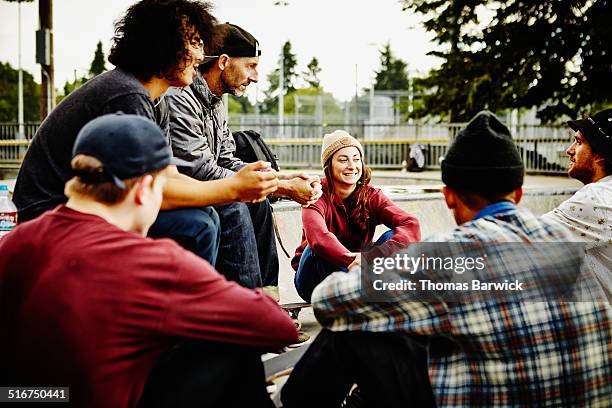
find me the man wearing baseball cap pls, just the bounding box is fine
[543,108,612,298]
[166,23,321,290]
[0,114,298,408]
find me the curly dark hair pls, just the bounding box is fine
[109,0,218,81]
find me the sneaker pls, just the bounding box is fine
[287,331,310,348]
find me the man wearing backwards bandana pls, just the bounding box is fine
[167,23,321,290]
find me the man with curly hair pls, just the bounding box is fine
[13,0,277,265]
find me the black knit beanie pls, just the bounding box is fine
[441,111,524,192]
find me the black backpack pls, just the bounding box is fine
[232,130,292,257]
[233,130,280,172]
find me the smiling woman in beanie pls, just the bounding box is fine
[291,130,421,302]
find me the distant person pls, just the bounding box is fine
[291,130,421,302]
[0,114,297,408]
[13,0,277,266]
[281,112,612,408]
[167,22,321,288]
[543,108,612,298]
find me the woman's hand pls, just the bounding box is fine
[345,252,361,271]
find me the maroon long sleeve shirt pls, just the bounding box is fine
[0,205,298,408]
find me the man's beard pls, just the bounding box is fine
[220,74,245,97]
[569,162,595,184]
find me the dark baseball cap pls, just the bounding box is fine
[72,113,191,189]
[567,108,612,161]
[203,23,261,62]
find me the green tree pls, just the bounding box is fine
[228,95,253,114]
[401,0,612,122]
[260,69,280,114]
[89,41,107,77]
[261,41,299,113]
[284,87,343,117]
[0,61,40,122]
[303,57,322,89]
[374,43,410,91]
[59,40,109,102]
[279,41,298,92]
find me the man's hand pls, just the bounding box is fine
[230,161,279,203]
[280,176,322,206]
[345,252,361,271]
[277,171,316,181]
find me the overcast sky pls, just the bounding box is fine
[0,0,442,102]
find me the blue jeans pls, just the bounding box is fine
[295,230,395,302]
[214,202,262,289]
[148,207,220,266]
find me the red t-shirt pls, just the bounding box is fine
[0,205,297,408]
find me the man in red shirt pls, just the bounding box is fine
[0,113,298,408]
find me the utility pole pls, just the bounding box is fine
[17,0,24,139]
[38,0,55,120]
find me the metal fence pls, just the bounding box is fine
[266,139,449,170]
[0,122,574,174]
[227,122,467,140]
[0,122,39,140]
[0,140,29,168]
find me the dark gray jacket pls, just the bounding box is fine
[167,73,245,180]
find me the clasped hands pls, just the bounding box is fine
[232,161,322,206]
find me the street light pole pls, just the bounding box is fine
[278,53,284,130]
[408,68,414,125]
[354,64,359,136]
[17,0,24,139]
[273,1,289,137]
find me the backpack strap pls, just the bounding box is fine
[271,206,291,258]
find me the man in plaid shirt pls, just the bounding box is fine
[282,111,612,408]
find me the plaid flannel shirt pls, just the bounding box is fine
[312,207,612,407]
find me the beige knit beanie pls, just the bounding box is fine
[321,130,364,167]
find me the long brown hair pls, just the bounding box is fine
[324,156,373,230]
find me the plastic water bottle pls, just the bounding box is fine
[0,184,17,240]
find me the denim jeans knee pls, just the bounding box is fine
[215,203,262,289]
[148,206,220,265]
